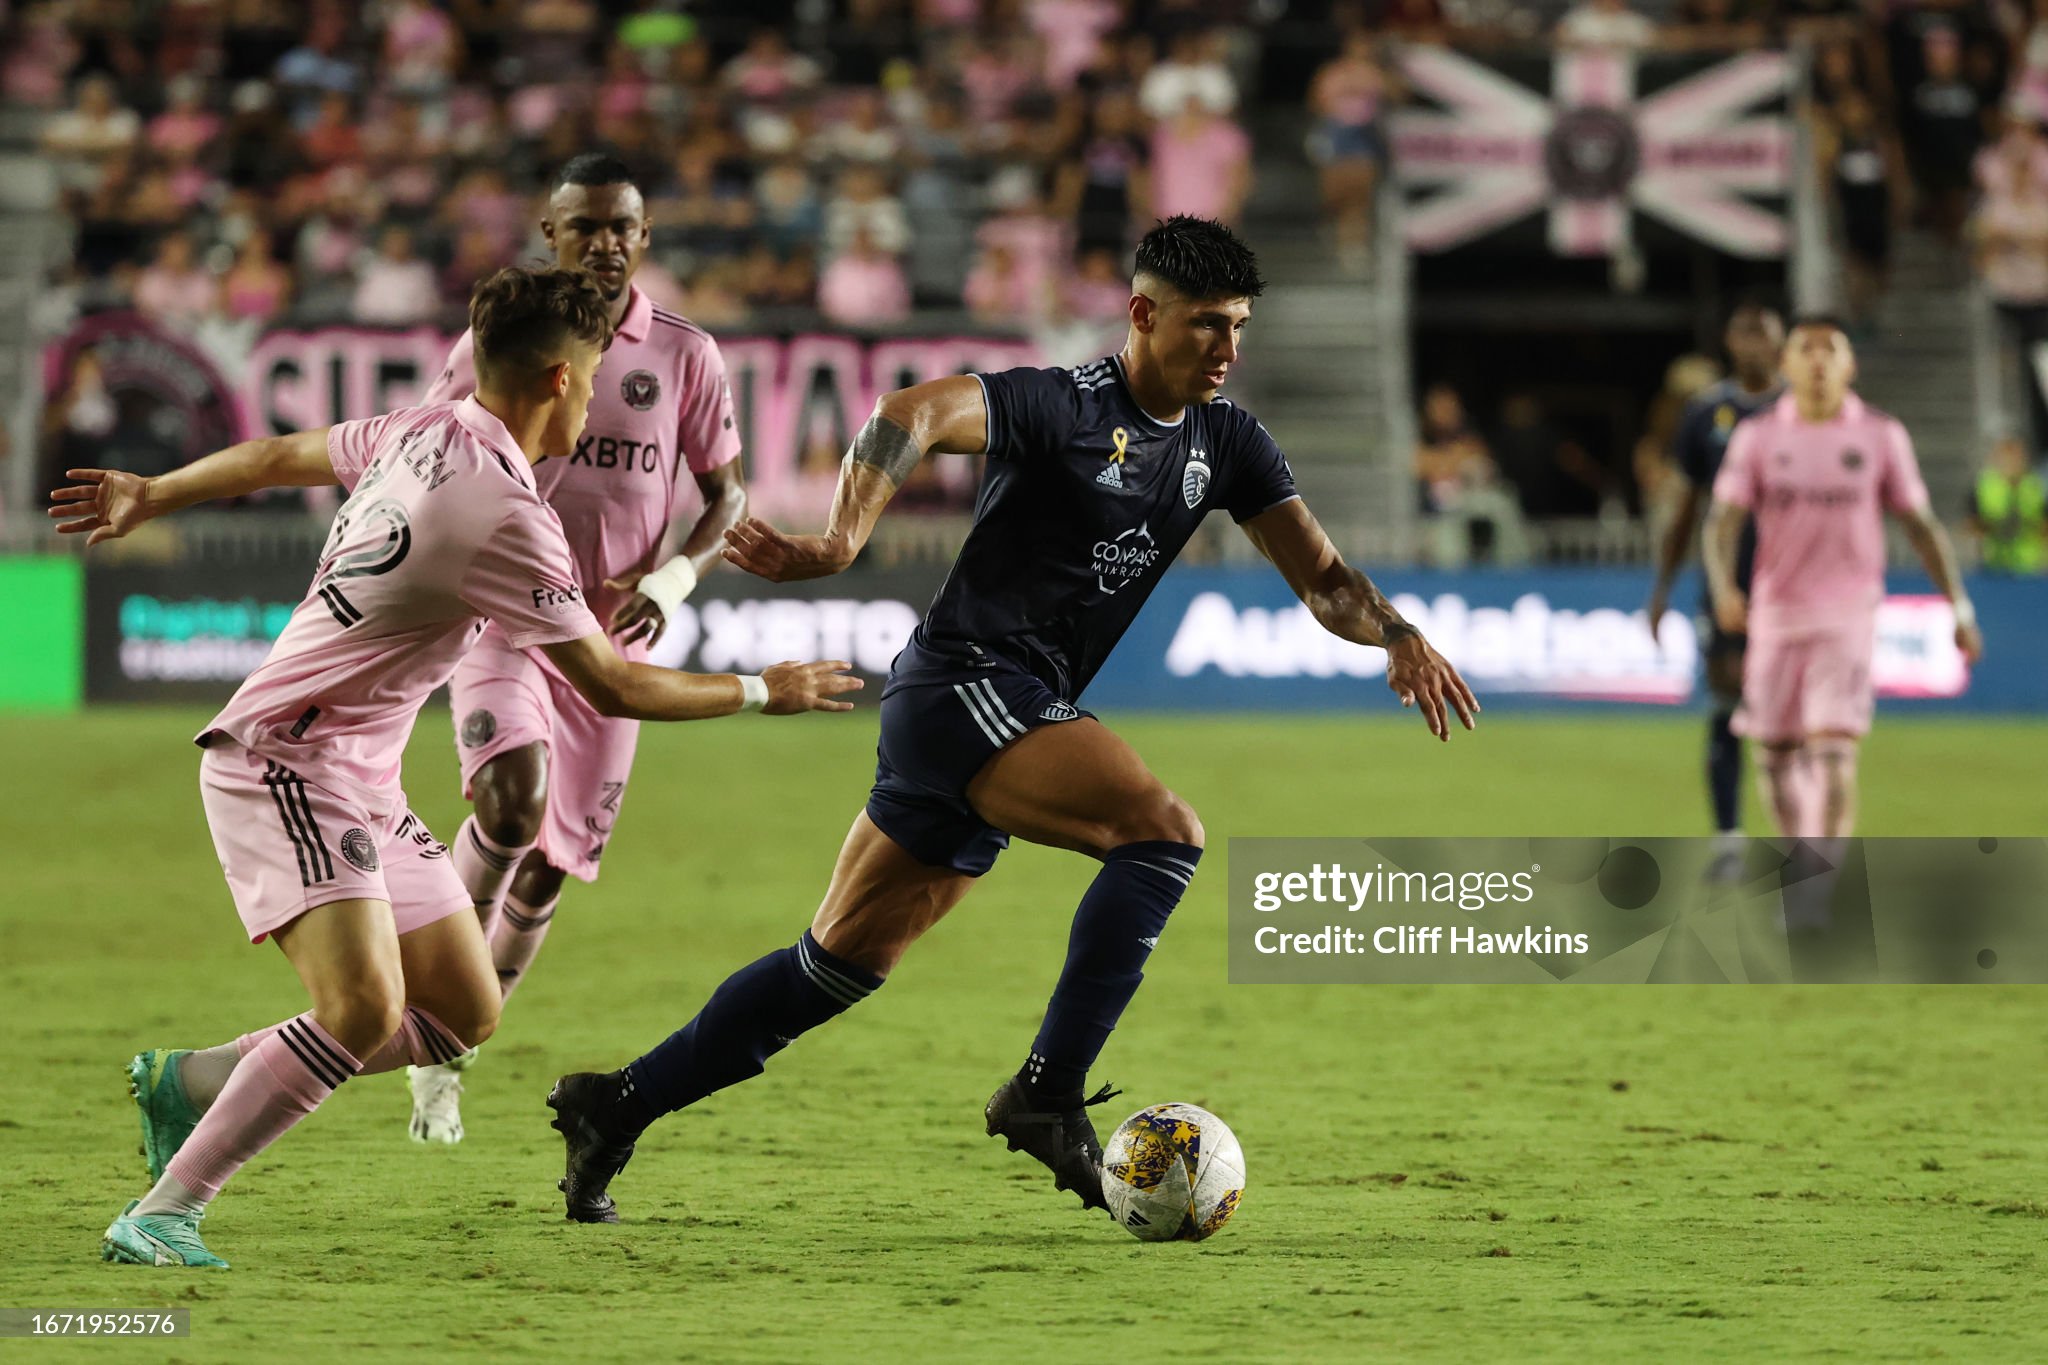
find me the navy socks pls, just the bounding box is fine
[1708,705,1742,832]
[1022,840,1202,1101]
[623,931,882,1122]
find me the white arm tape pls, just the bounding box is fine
[636,556,699,620]
[1953,597,1977,631]
[737,674,770,713]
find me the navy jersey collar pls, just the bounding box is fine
[1108,354,1186,431]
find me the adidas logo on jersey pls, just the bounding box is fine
[1097,424,1131,488]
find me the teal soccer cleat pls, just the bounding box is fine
[127,1049,201,1182]
[100,1200,229,1268]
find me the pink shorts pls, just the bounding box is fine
[448,622,642,882]
[1734,622,1877,744]
[200,742,472,944]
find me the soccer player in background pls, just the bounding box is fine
[403,154,748,1146]
[1647,302,1784,873]
[50,267,857,1268]
[1703,317,1982,842]
[540,217,1479,1225]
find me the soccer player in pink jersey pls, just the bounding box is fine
[50,266,857,1268]
[402,155,750,1145]
[1703,317,1983,842]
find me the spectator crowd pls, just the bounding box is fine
[9,0,1275,346]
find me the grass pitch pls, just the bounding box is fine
[2,708,2044,1362]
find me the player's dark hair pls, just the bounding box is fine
[469,265,613,385]
[1134,216,1265,302]
[554,152,638,193]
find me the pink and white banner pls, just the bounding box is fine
[1392,48,1792,258]
[236,327,1041,494]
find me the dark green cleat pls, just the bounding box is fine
[127,1050,201,1183]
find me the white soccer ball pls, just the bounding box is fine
[1100,1102,1245,1242]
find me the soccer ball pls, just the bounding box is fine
[1099,1103,1245,1242]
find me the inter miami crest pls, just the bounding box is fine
[1841,448,1865,471]
[621,369,661,411]
[1182,450,1212,509]
[461,708,496,747]
[339,828,380,873]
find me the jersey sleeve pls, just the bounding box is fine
[460,498,603,650]
[1710,419,1762,509]
[1220,409,1300,523]
[1879,416,1931,514]
[421,331,478,405]
[679,340,743,474]
[325,412,399,491]
[973,366,1083,461]
[1670,396,1714,486]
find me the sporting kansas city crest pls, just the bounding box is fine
[1182,450,1211,509]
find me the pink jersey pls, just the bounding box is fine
[423,285,742,628]
[1713,393,1930,633]
[199,398,602,814]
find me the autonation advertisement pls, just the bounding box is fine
[80,558,2043,712]
[1084,565,2042,714]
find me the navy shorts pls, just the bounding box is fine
[866,662,1093,877]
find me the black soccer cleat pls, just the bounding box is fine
[984,1077,1123,1214]
[546,1073,638,1224]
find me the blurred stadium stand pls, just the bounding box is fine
[3,0,2042,575]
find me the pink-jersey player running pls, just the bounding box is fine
[52,267,859,1270]
[1704,316,1983,842]
[403,155,749,1146]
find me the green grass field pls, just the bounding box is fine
[3,708,2045,1362]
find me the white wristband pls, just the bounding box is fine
[1953,597,1977,632]
[635,556,699,620]
[737,674,770,713]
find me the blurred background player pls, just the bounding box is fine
[1646,302,1784,874]
[538,217,1477,1226]
[1703,317,1982,845]
[405,155,748,1146]
[53,266,856,1269]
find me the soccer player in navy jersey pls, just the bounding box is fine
[1647,303,1783,873]
[543,217,1479,1223]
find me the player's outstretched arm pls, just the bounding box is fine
[1896,505,1984,664]
[540,632,863,720]
[1701,499,1748,633]
[722,375,987,582]
[47,429,338,546]
[1241,499,1479,741]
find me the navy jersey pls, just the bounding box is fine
[895,354,1299,700]
[1673,378,1779,595]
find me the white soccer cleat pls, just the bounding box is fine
[407,1063,466,1145]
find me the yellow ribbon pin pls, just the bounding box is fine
[1111,427,1128,465]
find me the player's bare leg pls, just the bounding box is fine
[130,905,502,1166]
[416,742,552,1144]
[453,742,549,933]
[967,718,1205,1211]
[544,814,973,1221]
[1756,741,1812,839]
[110,900,404,1266]
[1807,730,1860,839]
